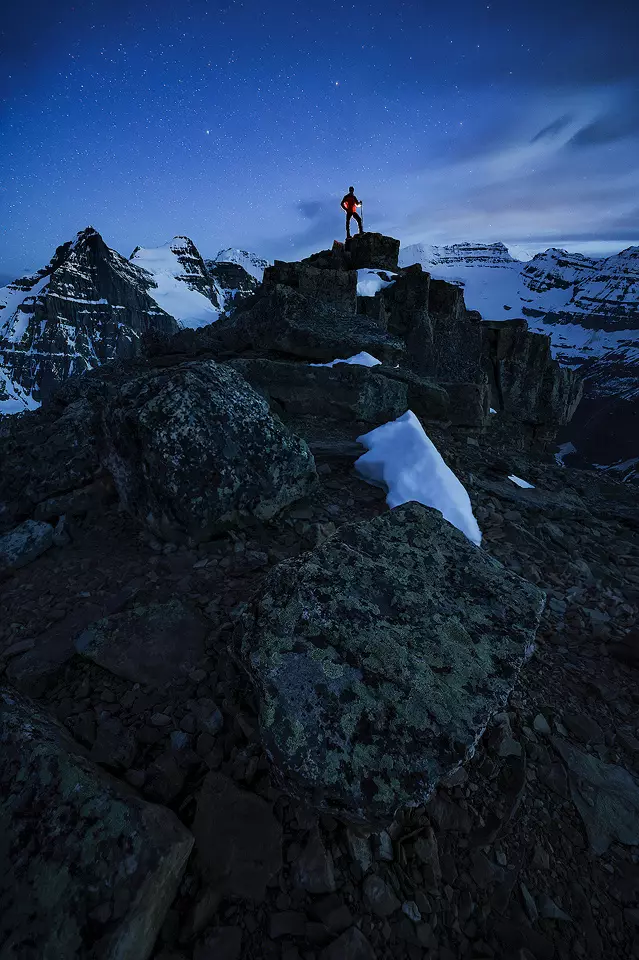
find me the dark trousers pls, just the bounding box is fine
[345,210,363,237]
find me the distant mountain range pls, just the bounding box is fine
[1,231,637,476]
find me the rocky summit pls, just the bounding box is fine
[0,230,638,960]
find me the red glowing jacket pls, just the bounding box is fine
[341,193,359,212]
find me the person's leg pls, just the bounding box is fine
[346,211,352,238]
[353,212,363,233]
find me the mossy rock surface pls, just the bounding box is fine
[0,686,193,960]
[101,359,318,542]
[235,502,546,823]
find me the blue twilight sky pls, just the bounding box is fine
[1,0,638,278]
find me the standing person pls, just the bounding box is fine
[341,186,363,239]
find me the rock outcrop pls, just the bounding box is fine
[228,358,408,425]
[210,285,405,365]
[400,240,639,472]
[302,233,400,273]
[0,685,193,960]
[100,360,318,542]
[263,261,357,312]
[234,501,546,823]
[482,318,584,447]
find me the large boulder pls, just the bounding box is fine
[228,358,408,426]
[100,360,318,542]
[213,286,404,365]
[234,501,546,823]
[263,261,357,312]
[0,685,193,960]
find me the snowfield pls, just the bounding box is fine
[131,242,219,328]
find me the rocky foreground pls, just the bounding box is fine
[1,233,638,960]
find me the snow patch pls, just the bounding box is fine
[356,269,397,297]
[310,352,382,369]
[354,410,482,546]
[508,475,535,489]
[554,441,577,467]
[0,363,40,414]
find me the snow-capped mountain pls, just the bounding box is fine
[400,241,639,474]
[214,248,270,282]
[0,229,259,414]
[0,228,178,414]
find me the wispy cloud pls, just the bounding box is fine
[265,82,639,260]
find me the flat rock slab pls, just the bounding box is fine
[0,685,193,960]
[192,771,282,901]
[100,360,318,543]
[228,358,408,426]
[473,477,590,518]
[75,598,209,687]
[0,518,53,577]
[234,501,546,823]
[6,586,136,697]
[552,736,639,855]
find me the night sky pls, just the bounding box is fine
[1,0,638,278]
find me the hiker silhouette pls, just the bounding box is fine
[341,187,363,239]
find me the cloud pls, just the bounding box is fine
[297,199,325,219]
[568,112,639,148]
[530,115,573,143]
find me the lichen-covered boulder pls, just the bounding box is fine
[0,685,193,960]
[100,360,318,542]
[228,358,408,425]
[234,502,546,823]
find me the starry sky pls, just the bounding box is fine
[1,0,638,278]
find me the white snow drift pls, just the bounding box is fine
[355,410,482,546]
[310,352,382,369]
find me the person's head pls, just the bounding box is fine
[349,186,354,193]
